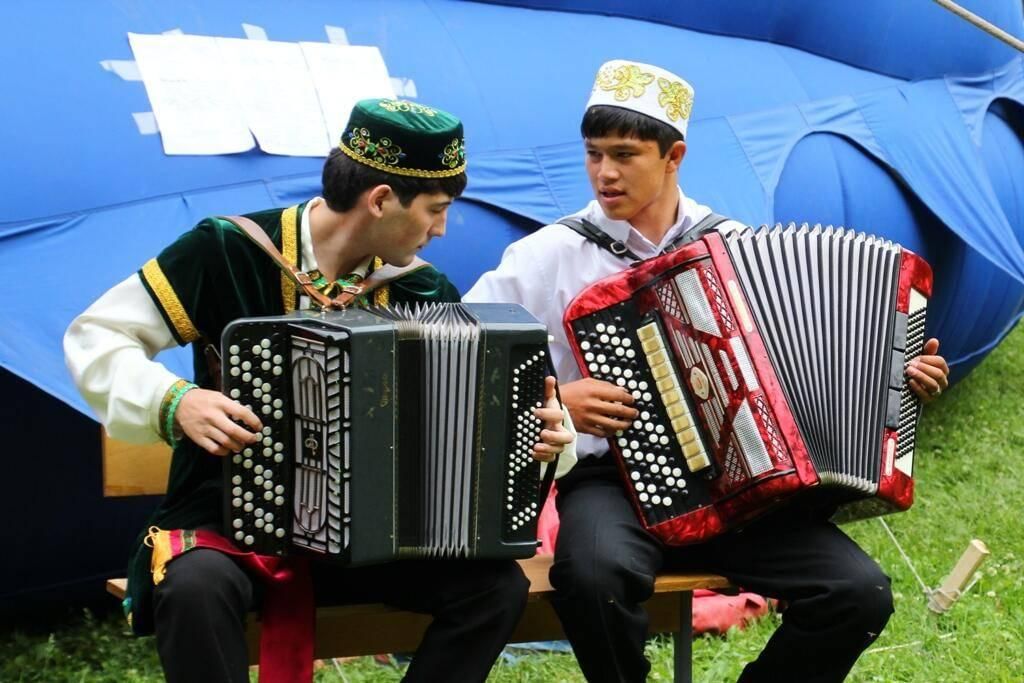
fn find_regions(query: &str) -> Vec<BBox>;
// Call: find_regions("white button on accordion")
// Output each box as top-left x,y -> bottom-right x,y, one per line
222,303 -> 549,564
564,223 -> 932,545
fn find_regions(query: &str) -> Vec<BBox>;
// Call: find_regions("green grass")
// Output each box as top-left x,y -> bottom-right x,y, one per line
4,326 -> 1023,682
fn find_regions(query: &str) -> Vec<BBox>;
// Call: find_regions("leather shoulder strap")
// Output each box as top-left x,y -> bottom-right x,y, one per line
220,215 -> 335,309
557,217 -> 642,261
220,215 -> 429,309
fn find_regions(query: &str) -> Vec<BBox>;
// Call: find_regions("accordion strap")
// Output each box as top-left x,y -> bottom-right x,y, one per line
557,217 -> 642,261
221,214 -> 429,310
662,212 -> 731,252
557,212 -> 731,261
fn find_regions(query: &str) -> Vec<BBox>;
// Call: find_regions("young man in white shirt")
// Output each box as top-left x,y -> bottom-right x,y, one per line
465,60 -> 950,682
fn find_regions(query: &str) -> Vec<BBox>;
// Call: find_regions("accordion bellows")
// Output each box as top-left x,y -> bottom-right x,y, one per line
564,224 -> 932,545
222,303 -> 549,564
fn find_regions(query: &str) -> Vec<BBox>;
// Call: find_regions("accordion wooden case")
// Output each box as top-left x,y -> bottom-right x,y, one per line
221,303 -> 549,565
564,224 -> 933,545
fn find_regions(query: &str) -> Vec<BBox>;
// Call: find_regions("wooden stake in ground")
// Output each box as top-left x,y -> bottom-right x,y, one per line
928,539 -> 990,614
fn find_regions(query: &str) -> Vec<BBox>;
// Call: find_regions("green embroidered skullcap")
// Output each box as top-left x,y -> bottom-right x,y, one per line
338,98 -> 466,178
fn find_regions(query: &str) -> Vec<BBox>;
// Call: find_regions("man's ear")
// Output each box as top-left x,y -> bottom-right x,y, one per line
365,184 -> 393,218
666,140 -> 686,172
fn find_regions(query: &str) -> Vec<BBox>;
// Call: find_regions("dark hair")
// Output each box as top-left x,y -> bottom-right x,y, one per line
321,148 -> 468,212
581,105 -> 683,156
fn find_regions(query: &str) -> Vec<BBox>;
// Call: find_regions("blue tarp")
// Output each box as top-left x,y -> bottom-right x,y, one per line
2,0 -> 1023,612
1,0 -> 1022,413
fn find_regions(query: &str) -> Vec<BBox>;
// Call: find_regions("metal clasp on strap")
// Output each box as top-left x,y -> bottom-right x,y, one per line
610,241 -> 629,256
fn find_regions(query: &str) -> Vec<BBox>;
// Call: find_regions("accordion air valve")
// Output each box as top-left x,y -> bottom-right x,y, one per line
565,223 -> 932,545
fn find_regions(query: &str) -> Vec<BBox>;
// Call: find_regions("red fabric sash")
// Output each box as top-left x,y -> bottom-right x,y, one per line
149,528 -> 314,683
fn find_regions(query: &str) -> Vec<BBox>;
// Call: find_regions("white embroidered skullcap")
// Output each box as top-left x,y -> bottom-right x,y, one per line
585,59 -> 695,139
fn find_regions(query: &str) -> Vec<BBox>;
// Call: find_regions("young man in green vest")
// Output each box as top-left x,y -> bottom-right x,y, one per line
65,98 -> 575,682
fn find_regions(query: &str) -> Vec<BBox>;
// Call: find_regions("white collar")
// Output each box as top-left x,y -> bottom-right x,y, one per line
577,187 -> 702,253
300,197 -> 319,272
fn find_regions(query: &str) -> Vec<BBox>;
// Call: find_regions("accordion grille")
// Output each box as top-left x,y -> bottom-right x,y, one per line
290,337 -> 347,556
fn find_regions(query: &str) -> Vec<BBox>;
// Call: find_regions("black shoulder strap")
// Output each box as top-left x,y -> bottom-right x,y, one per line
662,212 -> 731,253
559,213 -> 732,261
557,217 -> 642,261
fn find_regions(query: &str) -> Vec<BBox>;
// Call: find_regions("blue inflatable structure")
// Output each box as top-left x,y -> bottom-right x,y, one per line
1,0 -> 1021,610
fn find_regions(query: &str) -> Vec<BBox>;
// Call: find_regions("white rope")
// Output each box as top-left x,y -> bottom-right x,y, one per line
331,658 -> 351,683
877,517 -> 931,595
931,0 -> 1024,53
961,571 -> 983,597
864,633 -> 956,655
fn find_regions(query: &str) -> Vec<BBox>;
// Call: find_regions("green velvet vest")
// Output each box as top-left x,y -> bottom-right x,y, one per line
126,201 -> 460,634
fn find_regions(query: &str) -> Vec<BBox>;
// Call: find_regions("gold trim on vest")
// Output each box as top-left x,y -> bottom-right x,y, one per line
281,206 -> 299,313
141,259 -> 199,343
372,256 -> 390,307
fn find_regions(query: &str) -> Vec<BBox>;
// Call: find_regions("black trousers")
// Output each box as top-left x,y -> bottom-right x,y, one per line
152,549 -> 529,683
550,458 -> 894,683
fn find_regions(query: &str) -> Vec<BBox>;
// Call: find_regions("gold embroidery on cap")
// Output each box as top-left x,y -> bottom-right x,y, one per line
440,138 -> 465,169
346,127 -> 406,166
338,142 -> 467,178
596,64 -> 655,101
378,99 -> 437,116
657,78 -> 693,122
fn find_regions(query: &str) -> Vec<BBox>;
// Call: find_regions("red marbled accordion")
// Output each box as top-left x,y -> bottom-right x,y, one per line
564,224 -> 932,545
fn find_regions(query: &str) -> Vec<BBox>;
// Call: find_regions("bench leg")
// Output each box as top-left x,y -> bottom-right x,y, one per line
673,590 -> 693,683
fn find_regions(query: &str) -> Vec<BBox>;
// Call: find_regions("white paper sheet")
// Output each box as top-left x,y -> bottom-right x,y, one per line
128,33 -> 254,155
301,43 -> 396,146
217,37 -> 332,156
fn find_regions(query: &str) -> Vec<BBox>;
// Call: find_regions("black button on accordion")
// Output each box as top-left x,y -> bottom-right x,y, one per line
565,223 -> 932,545
221,303 -> 549,564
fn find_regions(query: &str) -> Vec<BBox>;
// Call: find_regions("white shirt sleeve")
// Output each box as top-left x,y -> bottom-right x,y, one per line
464,238 -> 541,312
539,409 -> 578,480
467,234 -> 580,478
64,274 -> 183,444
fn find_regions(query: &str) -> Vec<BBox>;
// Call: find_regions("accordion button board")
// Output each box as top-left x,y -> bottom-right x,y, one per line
573,309 -> 716,526
565,224 -> 932,543
222,303 -> 549,565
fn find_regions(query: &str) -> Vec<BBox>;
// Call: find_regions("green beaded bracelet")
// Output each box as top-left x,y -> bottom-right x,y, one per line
162,380 -> 198,448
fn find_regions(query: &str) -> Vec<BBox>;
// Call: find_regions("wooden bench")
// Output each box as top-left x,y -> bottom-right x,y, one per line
103,433 -> 733,682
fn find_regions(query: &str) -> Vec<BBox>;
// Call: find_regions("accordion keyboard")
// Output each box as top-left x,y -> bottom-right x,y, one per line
225,328 -> 302,555
568,251 -> 801,532
503,349 -> 547,536
570,309 -> 714,526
